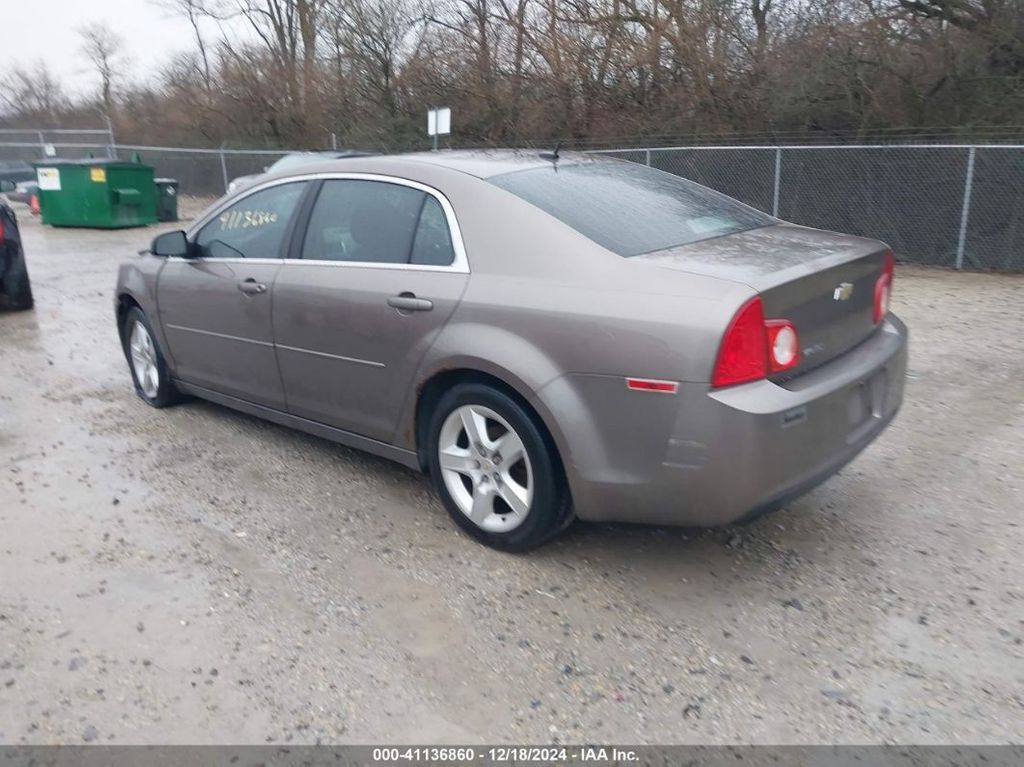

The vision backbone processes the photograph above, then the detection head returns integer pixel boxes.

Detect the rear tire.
[121,307,181,408]
[427,383,573,551]
[1,253,33,310]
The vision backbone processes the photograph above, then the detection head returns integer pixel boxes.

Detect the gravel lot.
[1,205,1022,746]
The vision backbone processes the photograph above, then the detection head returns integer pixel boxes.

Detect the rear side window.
[301,179,455,266]
[302,180,422,263]
[410,196,455,266]
[488,161,773,257]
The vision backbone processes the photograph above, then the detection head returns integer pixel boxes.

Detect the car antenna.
[540,141,561,163]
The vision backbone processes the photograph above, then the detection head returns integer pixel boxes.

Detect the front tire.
[427,383,572,551]
[122,307,180,408]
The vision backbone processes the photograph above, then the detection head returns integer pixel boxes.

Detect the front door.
[157,181,308,409]
[273,177,468,442]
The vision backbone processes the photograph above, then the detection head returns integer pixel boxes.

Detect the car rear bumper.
[541,314,908,526]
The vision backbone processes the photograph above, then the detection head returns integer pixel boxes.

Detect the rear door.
[157,181,309,408]
[273,176,469,443]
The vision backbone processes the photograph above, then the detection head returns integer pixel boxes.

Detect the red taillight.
[712,297,801,388]
[874,251,895,324]
[0,218,5,242]
[712,297,769,388]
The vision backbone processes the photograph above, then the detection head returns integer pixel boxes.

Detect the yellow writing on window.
[218,210,279,230]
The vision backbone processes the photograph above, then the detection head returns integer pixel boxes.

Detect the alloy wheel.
[437,404,534,532]
[129,321,160,399]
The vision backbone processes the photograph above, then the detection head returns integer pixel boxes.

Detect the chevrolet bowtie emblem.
[833,282,854,301]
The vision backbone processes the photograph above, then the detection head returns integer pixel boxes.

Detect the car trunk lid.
[637,224,891,378]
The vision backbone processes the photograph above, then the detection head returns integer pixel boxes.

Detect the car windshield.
[488,161,774,257]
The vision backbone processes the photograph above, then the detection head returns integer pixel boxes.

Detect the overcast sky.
[2,1,204,97]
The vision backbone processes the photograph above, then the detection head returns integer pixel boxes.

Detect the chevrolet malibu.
[115,151,907,551]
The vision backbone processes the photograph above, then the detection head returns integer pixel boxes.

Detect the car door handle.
[238,278,267,295]
[387,294,433,312]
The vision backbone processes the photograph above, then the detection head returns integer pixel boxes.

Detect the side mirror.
[151,230,190,257]
[0,180,15,193]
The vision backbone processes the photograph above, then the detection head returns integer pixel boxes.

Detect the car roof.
[293,149,600,180]
[279,150,373,159]
[402,149,595,178]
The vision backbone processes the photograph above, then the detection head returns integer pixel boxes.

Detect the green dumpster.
[33,158,157,228]
[154,178,179,222]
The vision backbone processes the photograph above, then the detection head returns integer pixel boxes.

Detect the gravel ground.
[0,204,1022,746]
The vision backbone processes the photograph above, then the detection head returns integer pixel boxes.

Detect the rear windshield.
[488,161,774,257]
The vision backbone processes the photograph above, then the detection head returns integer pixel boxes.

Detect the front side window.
[488,161,774,257]
[196,182,306,259]
[301,180,455,266]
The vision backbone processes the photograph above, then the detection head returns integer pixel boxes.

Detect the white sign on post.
[427,107,451,150]
[427,107,451,136]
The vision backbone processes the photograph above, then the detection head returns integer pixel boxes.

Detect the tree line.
[2,0,1023,151]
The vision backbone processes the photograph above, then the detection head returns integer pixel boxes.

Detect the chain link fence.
[1,138,1022,271]
[115,146,290,196]
[0,140,289,198]
[594,145,1024,271]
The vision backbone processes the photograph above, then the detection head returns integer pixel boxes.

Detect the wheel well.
[415,369,564,476]
[116,294,141,339]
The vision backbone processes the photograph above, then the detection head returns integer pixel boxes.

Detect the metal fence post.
[955,147,976,270]
[645,148,651,167]
[219,147,229,193]
[104,114,116,159]
[772,147,782,218]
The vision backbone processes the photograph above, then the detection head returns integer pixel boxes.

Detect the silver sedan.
[115,151,907,550]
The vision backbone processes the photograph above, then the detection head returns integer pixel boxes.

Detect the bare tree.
[19,0,1024,149]
[0,63,71,123]
[78,22,128,115]
[894,0,1024,74]
[152,0,216,90]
